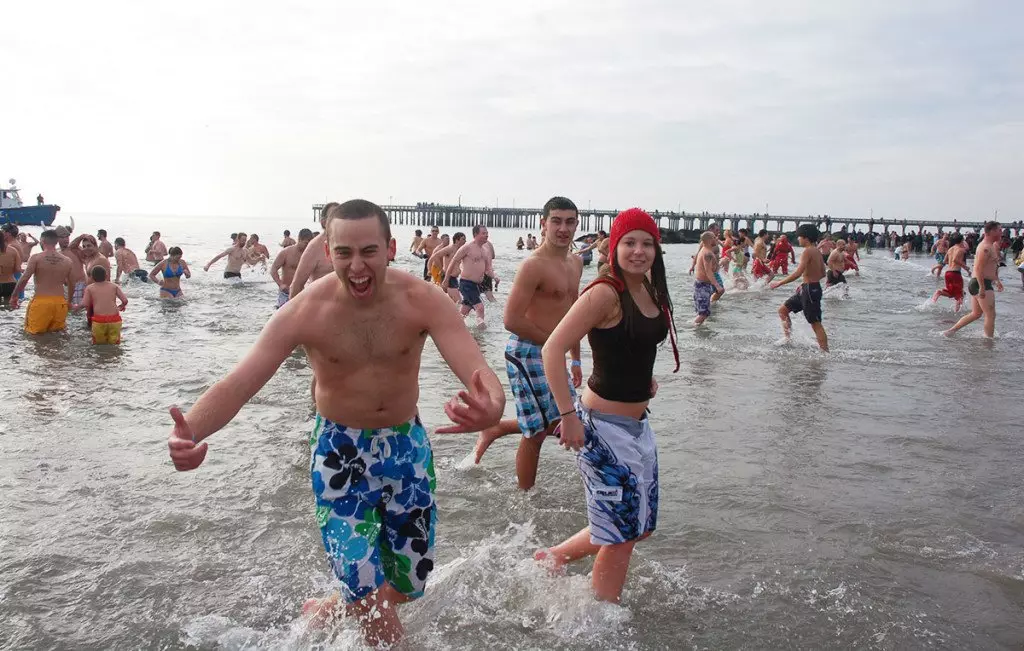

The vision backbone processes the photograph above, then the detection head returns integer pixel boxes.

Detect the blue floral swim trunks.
[309,413,436,603]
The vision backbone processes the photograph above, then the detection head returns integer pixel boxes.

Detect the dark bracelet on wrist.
[559,409,577,418]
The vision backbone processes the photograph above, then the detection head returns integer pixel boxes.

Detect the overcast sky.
[7,1,1021,221]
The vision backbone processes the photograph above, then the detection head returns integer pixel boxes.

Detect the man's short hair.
[40,230,58,246]
[97,229,107,238]
[114,237,126,247]
[796,224,821,243]
[453,231,466,243]
[984,220,1001,234]
[298,228,314,241]
[472,224,486,236]
[325,199,392,242]
[542,196,578,218]
[283,229,291,236]
[230,233,237,239]
[758,229,768,237]
[415,229,422,236]
[90,266,107,282]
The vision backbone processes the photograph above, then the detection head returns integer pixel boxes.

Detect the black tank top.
[587,292,669,403]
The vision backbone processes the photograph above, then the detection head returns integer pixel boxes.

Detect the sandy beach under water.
[2,212,1024,650]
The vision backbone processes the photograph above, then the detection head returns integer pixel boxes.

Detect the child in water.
[730,246,749,290]
[76,266,127,344]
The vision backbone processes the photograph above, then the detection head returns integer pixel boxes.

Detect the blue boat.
[0,179,61,226]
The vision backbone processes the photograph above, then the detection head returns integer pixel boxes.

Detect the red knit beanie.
[608,208,661,272]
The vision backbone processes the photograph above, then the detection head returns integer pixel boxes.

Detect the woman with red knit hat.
[537,208,680,603]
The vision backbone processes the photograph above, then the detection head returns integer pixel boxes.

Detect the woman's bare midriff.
[580,386,649,420]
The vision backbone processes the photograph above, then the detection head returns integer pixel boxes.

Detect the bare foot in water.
[302,594,341,628]
[533,548,566,576]
[474,425,504,464]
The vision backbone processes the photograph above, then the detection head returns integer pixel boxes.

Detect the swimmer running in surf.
[432,232,467,303]
[166,200,504,649]
[473,197,584,490]
[931,234,966,311]
[770,224,829,351]
[825,240,849,298]
[944,221,1003,338]
[692,231,724,326]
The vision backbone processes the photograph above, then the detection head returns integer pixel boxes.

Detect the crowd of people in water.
[2,199,1022,647]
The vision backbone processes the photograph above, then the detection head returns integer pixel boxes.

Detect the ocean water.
[2,213,1023,650]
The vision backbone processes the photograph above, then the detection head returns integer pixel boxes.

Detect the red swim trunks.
[939,270,963,299]
[752,258,772,279]
[844,254,859,271]
[769,257,789,275]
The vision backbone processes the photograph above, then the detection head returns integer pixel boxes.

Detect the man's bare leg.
[474,419,520,463]
[303,584,410,648]
[981,294,996,338]
[515,429,549,491]
[810,322,829,352]
[473,303,486,327]
[778,305,792,341]
[944,296,982,336]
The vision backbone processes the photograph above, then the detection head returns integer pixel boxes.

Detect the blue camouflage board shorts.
[576,404,658,545]
[693,280,714,316]
[505,334,576,438]
[309,413,436,603]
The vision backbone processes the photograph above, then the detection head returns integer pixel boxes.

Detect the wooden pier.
[313,202,1021,236]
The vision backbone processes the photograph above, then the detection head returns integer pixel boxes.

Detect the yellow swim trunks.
[90,313,123,345]
[430,264,443,285]
[24,295,69,335]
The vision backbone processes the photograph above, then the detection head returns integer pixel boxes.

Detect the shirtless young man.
[6,227,37,301]
[845,239,861,276]
[818,235,836,261]
[432,232,466,303]
[11,229,39,261]
[246,234,271,264]
[944,221,1004,338]
[97,229,115,258]
[473,197,584,490]
[290,204,347,298]
[270,228,313,307]
[146,231,168,263]
[205,233,250,279]
[415,225,442,281]
[930,234,950,276]
[56,227,88,309]
[11,230,74,334]
[166,200,504,648]
[931,234,966,311]
[280,230,296,248]
[114,238,149,283]
[825,240,849,298]
[445,225,498,327]
[0,230,22,307]
[595,230,610,273]
[770,224,829,351]
[78,235,111,285]
[751,229,774,281]
[409,230,425,257]
[692,231,724,326]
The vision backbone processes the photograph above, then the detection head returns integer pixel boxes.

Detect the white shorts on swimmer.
[575,404,658,545]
